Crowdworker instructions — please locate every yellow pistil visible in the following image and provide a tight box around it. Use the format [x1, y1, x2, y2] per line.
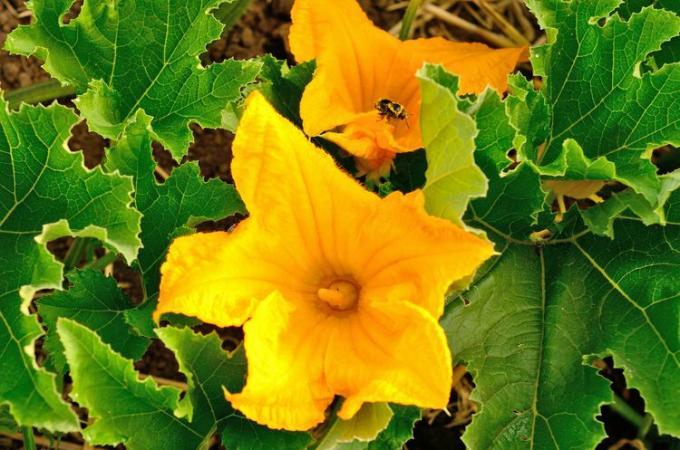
[318, 280, 359, 311]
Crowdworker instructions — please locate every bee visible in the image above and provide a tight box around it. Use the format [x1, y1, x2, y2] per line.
[374, 98, 408, 122]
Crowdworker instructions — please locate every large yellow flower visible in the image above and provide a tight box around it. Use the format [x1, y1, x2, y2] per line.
[154, 92, 494, 431]
[290, 0, 526, 179]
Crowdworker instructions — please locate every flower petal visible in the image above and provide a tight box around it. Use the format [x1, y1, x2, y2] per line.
[402, 38, 527, 95]
[325, 300, 452, 419]
[321, 112, 409, 180]
[155, 221, 314, 327]
[289, 0, 375, 63]
[232, 92, 378, 276]
[292, 0, 524, 153]
[291, 0, 403, 137]
[322, 128, 396, 180]
[228, 292, 335, 431]
[356, 191, 495, 317]
[390, 41, 525, 150]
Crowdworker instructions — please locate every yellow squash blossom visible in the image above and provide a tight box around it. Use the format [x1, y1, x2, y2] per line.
[154, 92, 494, 431]
[290, 0, 526, 179]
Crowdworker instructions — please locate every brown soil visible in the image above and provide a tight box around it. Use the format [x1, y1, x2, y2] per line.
[0, 1, 48, 90]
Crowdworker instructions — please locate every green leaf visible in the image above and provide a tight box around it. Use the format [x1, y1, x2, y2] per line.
[577, 159, 679, 237]
[156, 327, 246, 430]
[6, 0, 261, 159]
[316, 403, 393, 450]
[159, 327, 312, 449]
[617, 0, 680, 71]
[214, 0, 252, 32]
[335, 405, 420, 450]
[58, 319, 308, 449]
[579, 189, 665, 238]
[365, 405, 420, 450]
[508, 76, 618, 186]
[220, 416, 313, 450]
[418, 64, 488, 225]
[106, 112, 245, 298]
[57, 318, 206, 449]
[312, 404, 419, 450]
[0, 97, 141, 432]
[465, 89, 545, 239]
[446, 192, 680, 448]
[0, 405, 18, 433]
[259, 55, 316, 128]
[505, 74, 550, 168]
[523, 0, 680, 205]
[37, 269, 149, 374]
[390, 150, 427, 193]
[123, 297, 159, 338]
[618, 0, 680, 21]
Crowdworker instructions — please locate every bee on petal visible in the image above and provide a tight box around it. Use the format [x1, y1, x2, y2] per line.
[290, 0, 526, 180]
[374, 98, 408, 122]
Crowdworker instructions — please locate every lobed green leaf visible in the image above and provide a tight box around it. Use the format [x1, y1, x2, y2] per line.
[58, 320, 312, 449]
[446, 191, 680, 448]
[106, 112, 244, 302]
[419, 64, 488, 226]
[6, 0, 261, 158]
[38, 269, 149, 374]
[0, 96, 141, 432]
[57, 319, 204, 449]
[465, 89, 546, 239]
[522, 0, 680, 217]
[259, 55, 316, 128]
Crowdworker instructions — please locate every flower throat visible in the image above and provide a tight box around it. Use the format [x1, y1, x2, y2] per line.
[317, 280, 359, 311]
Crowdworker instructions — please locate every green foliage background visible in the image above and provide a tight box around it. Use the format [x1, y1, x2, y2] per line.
[0, 0, 678, 448]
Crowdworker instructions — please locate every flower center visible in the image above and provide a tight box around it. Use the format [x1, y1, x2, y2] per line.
[317, 280, 359, 311]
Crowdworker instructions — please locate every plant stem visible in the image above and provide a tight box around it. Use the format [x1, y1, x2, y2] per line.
[4, 79, 77, 110]
[63, 237, 91, 272]
[83, 251, 120, 271]
[307, 398, 343, 450]
[611, 394, 645, 429]
[638, 413, 654, 440]
[213, 0, 251, 33]
[399, 0, 424, 40]
[21, 427, 36, 450]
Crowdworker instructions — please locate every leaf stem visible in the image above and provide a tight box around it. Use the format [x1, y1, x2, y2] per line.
[399, 0, 424, 40]
[4, 79, 77, 110]
[308, 398, 344, 449]
[21, 427, 36, 450]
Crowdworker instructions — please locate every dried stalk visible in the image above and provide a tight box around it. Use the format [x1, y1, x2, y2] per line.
[423, 3, 517, 47]
[510, 0, 536, 41]
[462, 2, 492, 29]
[154, 166, 171, 180]
[1, 0, 17, 15]
[141, 373, 189, 390]
[475, 0, 530, 45]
